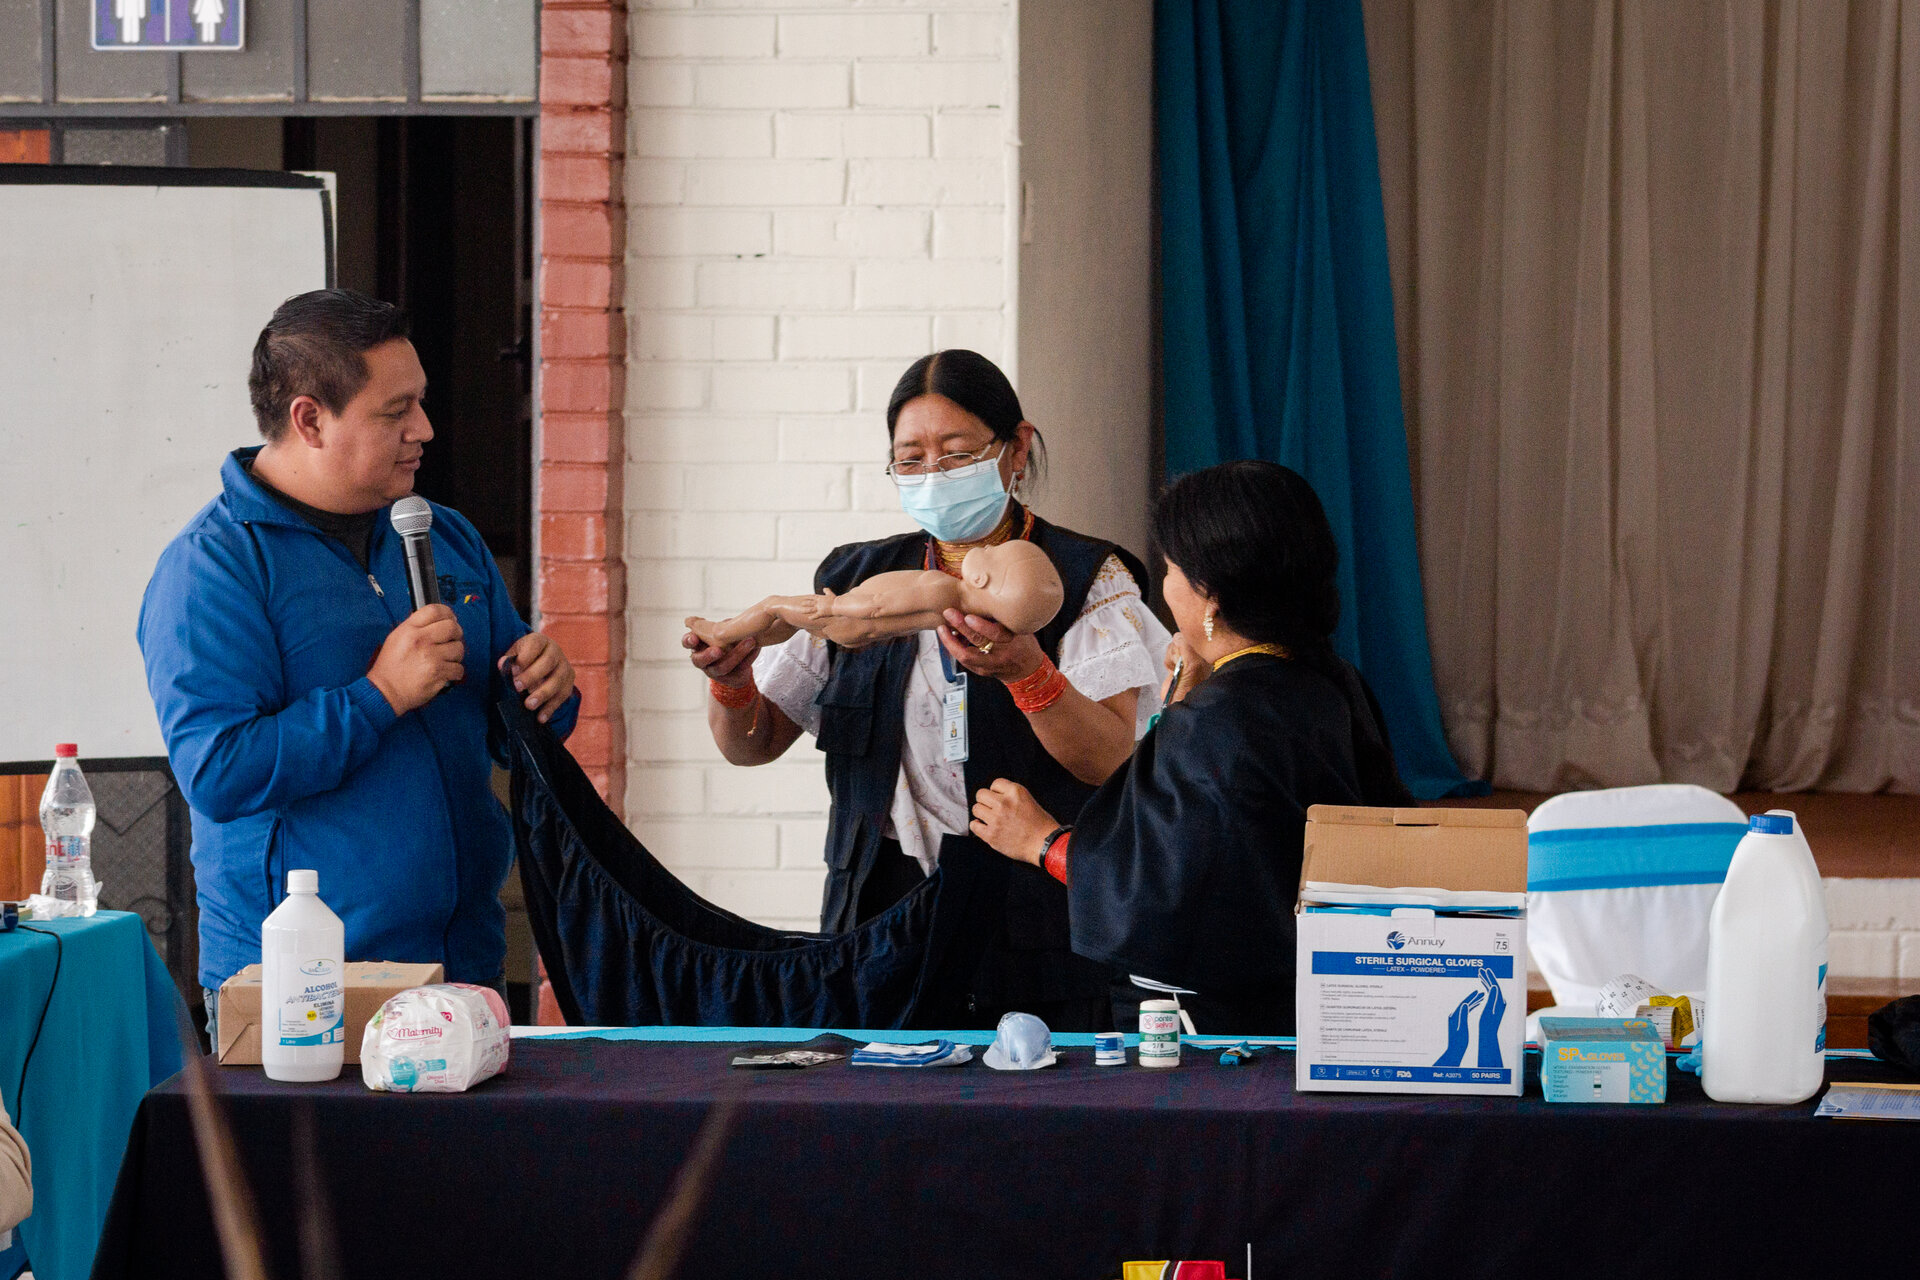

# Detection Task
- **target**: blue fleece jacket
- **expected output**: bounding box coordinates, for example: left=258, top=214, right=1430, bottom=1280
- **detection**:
left=139, top=448, right=578, bottom=989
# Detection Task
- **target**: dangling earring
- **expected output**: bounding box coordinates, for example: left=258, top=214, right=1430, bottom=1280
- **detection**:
left=1204, top=611, right=1216, bottom=643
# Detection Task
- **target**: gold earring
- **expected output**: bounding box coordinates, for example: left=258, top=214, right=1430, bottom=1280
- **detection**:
left=1204, top=612, right=1215, bottom=643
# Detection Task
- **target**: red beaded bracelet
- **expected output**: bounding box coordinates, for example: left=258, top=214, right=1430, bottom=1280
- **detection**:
left=709, top=677, right=758, bottom=710
left=1005, top=657, right=1069, bottom=714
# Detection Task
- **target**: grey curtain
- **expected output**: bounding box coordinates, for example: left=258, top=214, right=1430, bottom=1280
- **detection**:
left=1364, top=0, right=1920, bottom=794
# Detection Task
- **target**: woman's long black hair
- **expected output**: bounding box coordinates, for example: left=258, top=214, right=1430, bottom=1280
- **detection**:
left=1152, top=460, right=1413, bottom=805
left=885, top=350, right=1046, bottom=486
left=1153, top=460, right=1340, bottom=655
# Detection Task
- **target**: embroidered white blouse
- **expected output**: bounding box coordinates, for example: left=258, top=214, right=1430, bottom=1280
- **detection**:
left=753, top=554, right=1172, bottom=874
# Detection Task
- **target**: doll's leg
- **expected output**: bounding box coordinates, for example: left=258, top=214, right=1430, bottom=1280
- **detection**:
left=685, top=599, right=797, bottom=648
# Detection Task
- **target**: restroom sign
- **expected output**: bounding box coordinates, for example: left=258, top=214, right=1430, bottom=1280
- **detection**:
left=93, top=0, right=245, bottom=50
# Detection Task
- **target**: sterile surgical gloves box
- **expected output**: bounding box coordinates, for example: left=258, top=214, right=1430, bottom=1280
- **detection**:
left=1295, top=806, right=1530, bottom=1097
left=1539, top=1017, right=1667, bottom=1104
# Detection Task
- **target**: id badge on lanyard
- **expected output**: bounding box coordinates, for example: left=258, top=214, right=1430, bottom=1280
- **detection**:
left=938, top=645, right=969, bottom=764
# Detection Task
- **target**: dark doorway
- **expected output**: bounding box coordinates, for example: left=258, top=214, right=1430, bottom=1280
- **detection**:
left=282, top=117, right=536, bottom=615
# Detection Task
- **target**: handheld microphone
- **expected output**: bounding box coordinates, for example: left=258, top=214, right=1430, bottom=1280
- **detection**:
left=390, top=495, right=440, bottom=610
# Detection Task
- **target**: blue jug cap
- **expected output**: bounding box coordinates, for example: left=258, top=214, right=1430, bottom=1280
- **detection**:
left=1749, top=813, right=1794, bottom=835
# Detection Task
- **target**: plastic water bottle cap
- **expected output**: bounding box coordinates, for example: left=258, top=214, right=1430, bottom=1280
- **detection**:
left=1749, top=812, right=1794, bottom=835
left=53, top=744, right=77, bottom=758
left=287, top=869, right=319, bottom=894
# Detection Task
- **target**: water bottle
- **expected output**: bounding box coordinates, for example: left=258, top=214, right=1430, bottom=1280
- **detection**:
left=39, top=743, right=99, bottom=916
left=1702, top=810, right=1829, bottom=1104
left=261, top=869, right=346, bottom=1083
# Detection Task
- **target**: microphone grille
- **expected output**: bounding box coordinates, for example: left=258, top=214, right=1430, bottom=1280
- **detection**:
left=390, top=495, right=433, bottom=536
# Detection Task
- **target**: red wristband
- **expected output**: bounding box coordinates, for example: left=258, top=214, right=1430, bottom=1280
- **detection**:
left=1042, top=831, right=1071, bottom=884
left=1006, top=657, right=1069, bottom=714
left=710, top=677, right=758, bottom=710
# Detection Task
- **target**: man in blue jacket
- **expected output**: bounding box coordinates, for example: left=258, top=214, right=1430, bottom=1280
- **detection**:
left=139, top=290, right=578, bottom=1032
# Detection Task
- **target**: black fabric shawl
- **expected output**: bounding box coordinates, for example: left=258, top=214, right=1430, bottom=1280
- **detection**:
left=1066, top=654, right=1387, bottom=1011
left=503, top=692, right=984, bottom=1029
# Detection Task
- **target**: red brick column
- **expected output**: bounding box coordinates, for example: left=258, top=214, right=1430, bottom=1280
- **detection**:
left=538, top=0, right=627, bottom=816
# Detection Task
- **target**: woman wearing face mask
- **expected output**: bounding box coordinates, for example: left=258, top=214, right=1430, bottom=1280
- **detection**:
left=969, top=461, right=1413, bottom=1034
left=684, top=350, right=1170, bottom=1031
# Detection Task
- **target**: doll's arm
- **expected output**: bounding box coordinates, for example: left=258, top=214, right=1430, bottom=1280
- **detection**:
left=810, top=608, right=953, bottom=648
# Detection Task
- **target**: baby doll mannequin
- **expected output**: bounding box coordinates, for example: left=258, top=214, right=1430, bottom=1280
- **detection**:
left=686, top=539, right=1064, bottom=651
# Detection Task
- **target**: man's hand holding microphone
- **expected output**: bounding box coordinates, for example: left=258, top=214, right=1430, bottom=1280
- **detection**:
left=368, top=604, right=466, bottom=715
left=371, top=495, right=574, bottom=722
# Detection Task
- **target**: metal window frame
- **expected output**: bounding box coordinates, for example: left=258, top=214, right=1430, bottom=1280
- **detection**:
left=18, top=116, right=190, bottom=164
left=9, top=0, right=541, bottom=117
left=0, top=101, right=539, bottom=118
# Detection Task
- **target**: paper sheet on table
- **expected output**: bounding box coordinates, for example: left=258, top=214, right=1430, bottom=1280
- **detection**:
left=1815, top=1083, right=1920, bottom=1120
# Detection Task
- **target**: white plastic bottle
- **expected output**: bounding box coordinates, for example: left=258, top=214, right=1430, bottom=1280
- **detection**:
left=260, top=869, right=346, bottom=1082
left=1702, top=810, right=1829, bottom=1104
left=1138, top=998, right=1182, bottom=1068
left=39, top=743, right=99, bottom=916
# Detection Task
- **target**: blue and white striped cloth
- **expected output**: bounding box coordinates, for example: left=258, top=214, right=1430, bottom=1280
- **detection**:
left=849, top=1040, right=974, bottom=1067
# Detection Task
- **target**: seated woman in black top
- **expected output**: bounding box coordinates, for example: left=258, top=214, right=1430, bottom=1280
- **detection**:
left=970, top=460, right=1411, bottom=1034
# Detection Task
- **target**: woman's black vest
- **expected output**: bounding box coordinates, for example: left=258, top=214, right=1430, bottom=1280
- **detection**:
left=810, top=514, right=1148, bottom=1015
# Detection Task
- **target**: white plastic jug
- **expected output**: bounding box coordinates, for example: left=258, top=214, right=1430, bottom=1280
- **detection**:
left=260, top=869, right=346, bottom=1083
left=1702, top=811, right=1828, bottom=1104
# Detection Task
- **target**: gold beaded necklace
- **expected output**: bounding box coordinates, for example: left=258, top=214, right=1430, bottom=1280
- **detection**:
left=1211, top=642, right=1291, bottom=672
left=930, top=503, right=1033, bottom=577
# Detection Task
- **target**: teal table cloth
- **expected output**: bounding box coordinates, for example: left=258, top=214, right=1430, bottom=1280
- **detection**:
left=0, top=911, right=185, bottom=1280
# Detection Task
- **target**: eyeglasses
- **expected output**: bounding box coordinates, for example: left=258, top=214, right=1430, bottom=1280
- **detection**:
left=885, top=440, right=1006, bottom=485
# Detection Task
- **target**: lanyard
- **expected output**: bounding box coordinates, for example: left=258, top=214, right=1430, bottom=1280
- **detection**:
left=938, top=639, right=968, bottom=763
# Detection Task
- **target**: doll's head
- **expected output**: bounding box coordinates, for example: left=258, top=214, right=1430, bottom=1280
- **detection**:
left=959, top=541, right=1064, bottom=635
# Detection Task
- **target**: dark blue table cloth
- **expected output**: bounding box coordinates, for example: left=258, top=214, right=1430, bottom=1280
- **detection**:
left=91, top=1033, right=1917, bottom=1280
left=0, top=912, right=185, bottom=1280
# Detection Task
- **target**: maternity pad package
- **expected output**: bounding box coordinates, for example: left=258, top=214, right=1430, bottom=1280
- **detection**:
left=361, top=983, right=510, bottom=1093
left=1296, top=806, right=1529, bottom=1096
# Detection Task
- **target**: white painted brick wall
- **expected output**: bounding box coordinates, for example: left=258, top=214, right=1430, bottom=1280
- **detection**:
left=624, top=1, right=1015, bottom=932
left=1824, top=878, right=1920, bottom=981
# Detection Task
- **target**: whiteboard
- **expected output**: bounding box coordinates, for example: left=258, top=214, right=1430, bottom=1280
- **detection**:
left=0, top=168, right=332, bottom=762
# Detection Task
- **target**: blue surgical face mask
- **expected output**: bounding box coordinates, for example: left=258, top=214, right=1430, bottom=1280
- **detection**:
left=983, top=1011, right=1057, bottom=1071
left=896, top=455, right=1010, bottom=543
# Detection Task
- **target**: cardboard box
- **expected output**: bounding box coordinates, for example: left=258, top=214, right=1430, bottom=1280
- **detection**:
left=1295, top=806, right=1529, bottom=1096
left=218, top=961, right=444, bottom=1065
left=1539, top=1017, right=1668, bottom=1103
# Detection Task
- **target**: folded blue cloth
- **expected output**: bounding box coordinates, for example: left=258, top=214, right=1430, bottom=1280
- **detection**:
left=849, top=1040, right=973, bottom=1068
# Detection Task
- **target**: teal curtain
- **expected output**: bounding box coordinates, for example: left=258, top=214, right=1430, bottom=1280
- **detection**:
left=1156, top=0, right=1477, bottom=799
